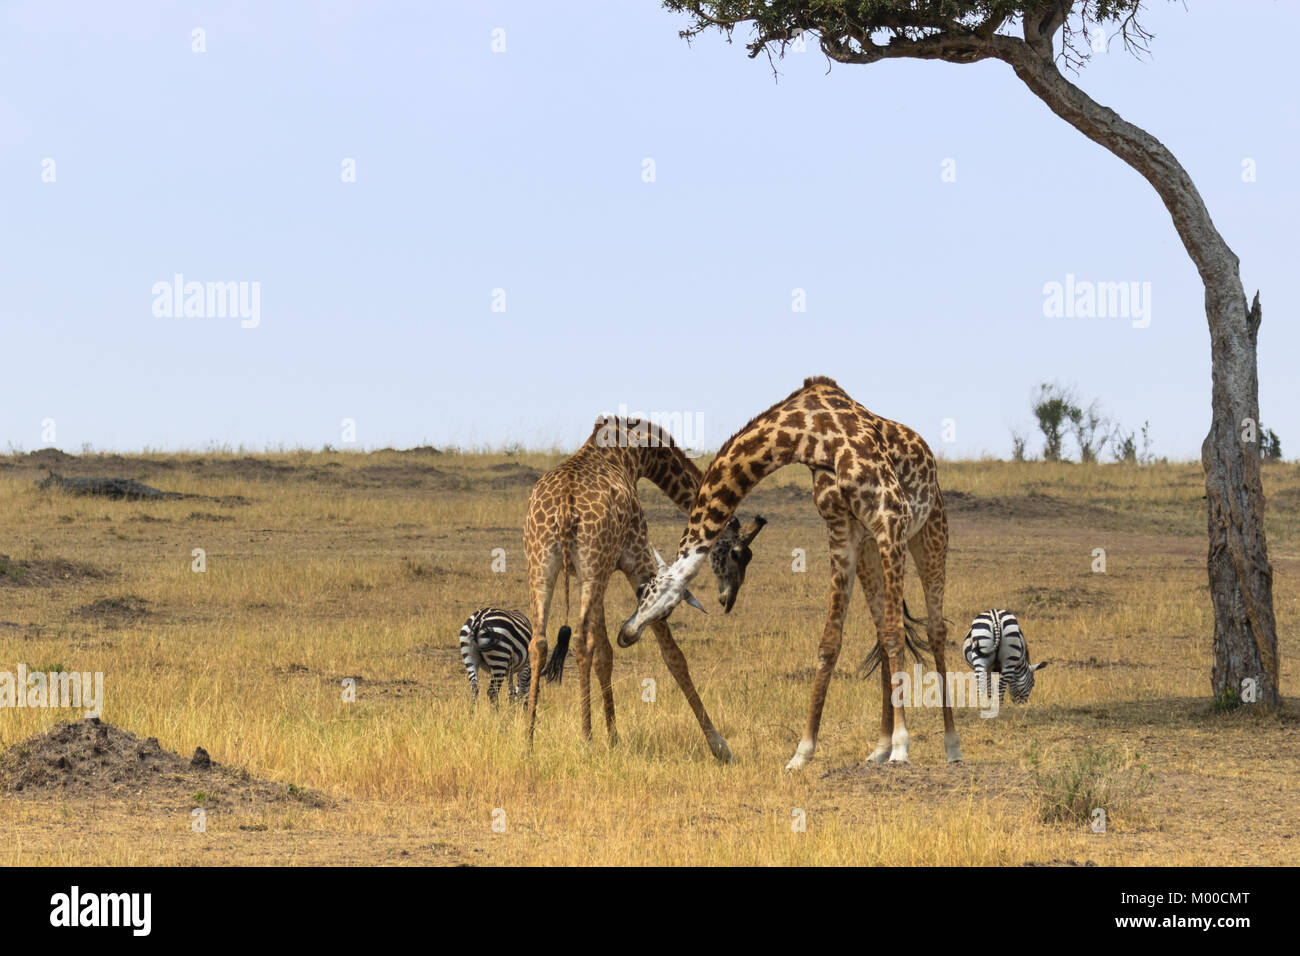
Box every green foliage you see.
[1025,740,1153,826]
[1010,430,1028,462]
[663,0,1149,64]
[1070,399,1110,463]
[1213,686,1243,713]
[1032,382,1079,462]
[1112,419,1155,465]
[1260,426,1282,461]
[0,557,25,582]
[1113,429,1137,464]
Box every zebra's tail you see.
[542,626,571,683]
[859,600,934,677]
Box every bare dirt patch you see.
[72,595,151,626]
[0,718,328,812]
[375,445,442,456]
[34,470,250,507]
[1014,584,1110,613]
[351,464,457,489]
[12,449,78,468]
[945,489,1114,523]
[0,554,109,588]
[485,463,542,490]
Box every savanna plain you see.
[0,447,1296,866]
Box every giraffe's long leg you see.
[836,457,912,764]
[589,590,619,745]
[910,503,962,762]
[526,549,560,749]
[649,619,731,762]
[856,541,896,765]
[620,559,731,763]
[875,527,911,763]
[785,513,861,772]
[575,576,605,743]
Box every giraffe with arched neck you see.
[618,377,961,769]
[523,415,767,761]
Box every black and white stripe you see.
[962,609,1047,704]
[459,608,533,705]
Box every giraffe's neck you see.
[637,445,703,515]
[680,403,839,557]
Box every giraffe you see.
[523,415,767,762]
[618,377,962,769]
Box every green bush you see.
[1025,741,1153,826]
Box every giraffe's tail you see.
[858,601,933,676]
[541,626,571,683]
[541,490,577,684]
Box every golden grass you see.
[0,451,1296,865]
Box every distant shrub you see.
[1032,383,1078,462]
[1260,426,1282,461]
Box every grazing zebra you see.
[962,609,1048,705]
[458,608,570,705]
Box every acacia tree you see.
[665,0,1279,708]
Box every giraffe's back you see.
[525,447,640,578]
[802,381,943,537]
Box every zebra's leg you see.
[468,667,479,702]
[487,665,505,706]
[909,506,962,763]
[786,514,861,772]
[512,659,531,708]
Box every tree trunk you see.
[1203,292,1278,707]
[994,42,1280,708]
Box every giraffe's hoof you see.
[708,736,733,763]
[887,755,911,765]
[785,740,815,772]
[866,744,891,765]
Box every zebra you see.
[962,609,1048,705]
[458,607,569,705]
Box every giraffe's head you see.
[709,515,767,613]
[617,550,708,647]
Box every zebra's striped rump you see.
[961,608,1047,704]
[458,607,570,705]
[458,608,533,706]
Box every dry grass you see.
[0,449,1296,865]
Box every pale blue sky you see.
[2,0,1295,459]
